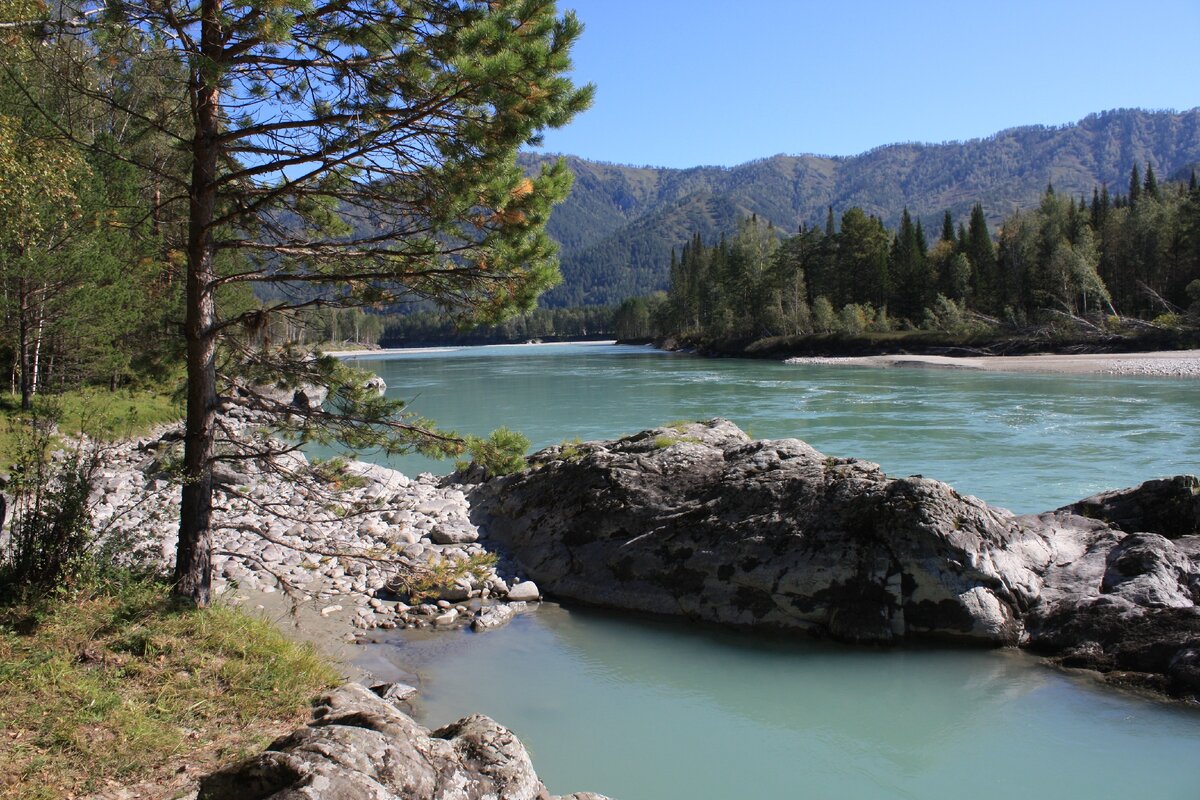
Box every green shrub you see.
[0,404,98,600]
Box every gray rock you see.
[429,522,478,545]
[364,374,387,396]
[198,684,609,800]
[468,419,1200,700]
[1101,533,1198,607]
[473,604,516,632]
[437,582,473,603]
[506,581,541,602]
[1059,475,1200,539]
[370,681,418,703]
[470,420,1039,645]
[260,543,285,563]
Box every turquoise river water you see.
[343,342,1200,799]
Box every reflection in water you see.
[364,605,1200,800]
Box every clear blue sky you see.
[532,0,1200,168]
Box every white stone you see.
[507,581,541,602]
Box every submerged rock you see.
[469,419,1200,699]
[198,684,609,800]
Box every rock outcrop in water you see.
[198,684,608,800]
[467,420,1200,699]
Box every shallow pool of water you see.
[364,606,1200,799]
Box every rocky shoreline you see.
[92,412,1200,701]
[91,416,542,643]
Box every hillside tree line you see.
[653,167,1200,340]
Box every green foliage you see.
[652,433,701,449]
[812,296,836,333]
[656,164,1200,343]
[0,403,97,600]
[308,456,368,490]
[460,427,531,476]
[381,304,618,346]
[613,294,664,339]
[0,387,180,471]
[557,437,586,462]
[397,553,498,603]
[1187,280,1200,318]
[922,295,985,336]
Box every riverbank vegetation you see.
[265,168,1200,352]
[0,578,338,800]
[633,169,1200,349]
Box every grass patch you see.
[652,434,701,449]
[0,578,339,799]
[0,388,182,469]
[557,437,586,462]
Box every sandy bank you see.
[785,349,1200,377]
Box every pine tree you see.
[941,211,955,244]
[1130,164,1142,205]
[10,0,592,605]
[1144,162,1160,201]
[836,207,889,310]
[888,208,933,319]
[966,203,998,311]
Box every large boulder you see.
[198,683,609,800]
[467,420,1200,697]
[471,420,1064,645]
[1058,475,1200,539]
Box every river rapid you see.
[344,342,1200,800]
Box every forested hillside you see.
[529,109,1200,306]
[633,170,1200,345]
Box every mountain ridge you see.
[521,108,1200,307]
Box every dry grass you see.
[0,579,339,800]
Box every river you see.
[344,342,1200,799]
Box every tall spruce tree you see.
[9,0,592,605]
[1144,162,1160,201]
[966,203,997,311]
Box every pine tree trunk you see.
[174,4,222,607]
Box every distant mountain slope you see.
[522,108,1200,306]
